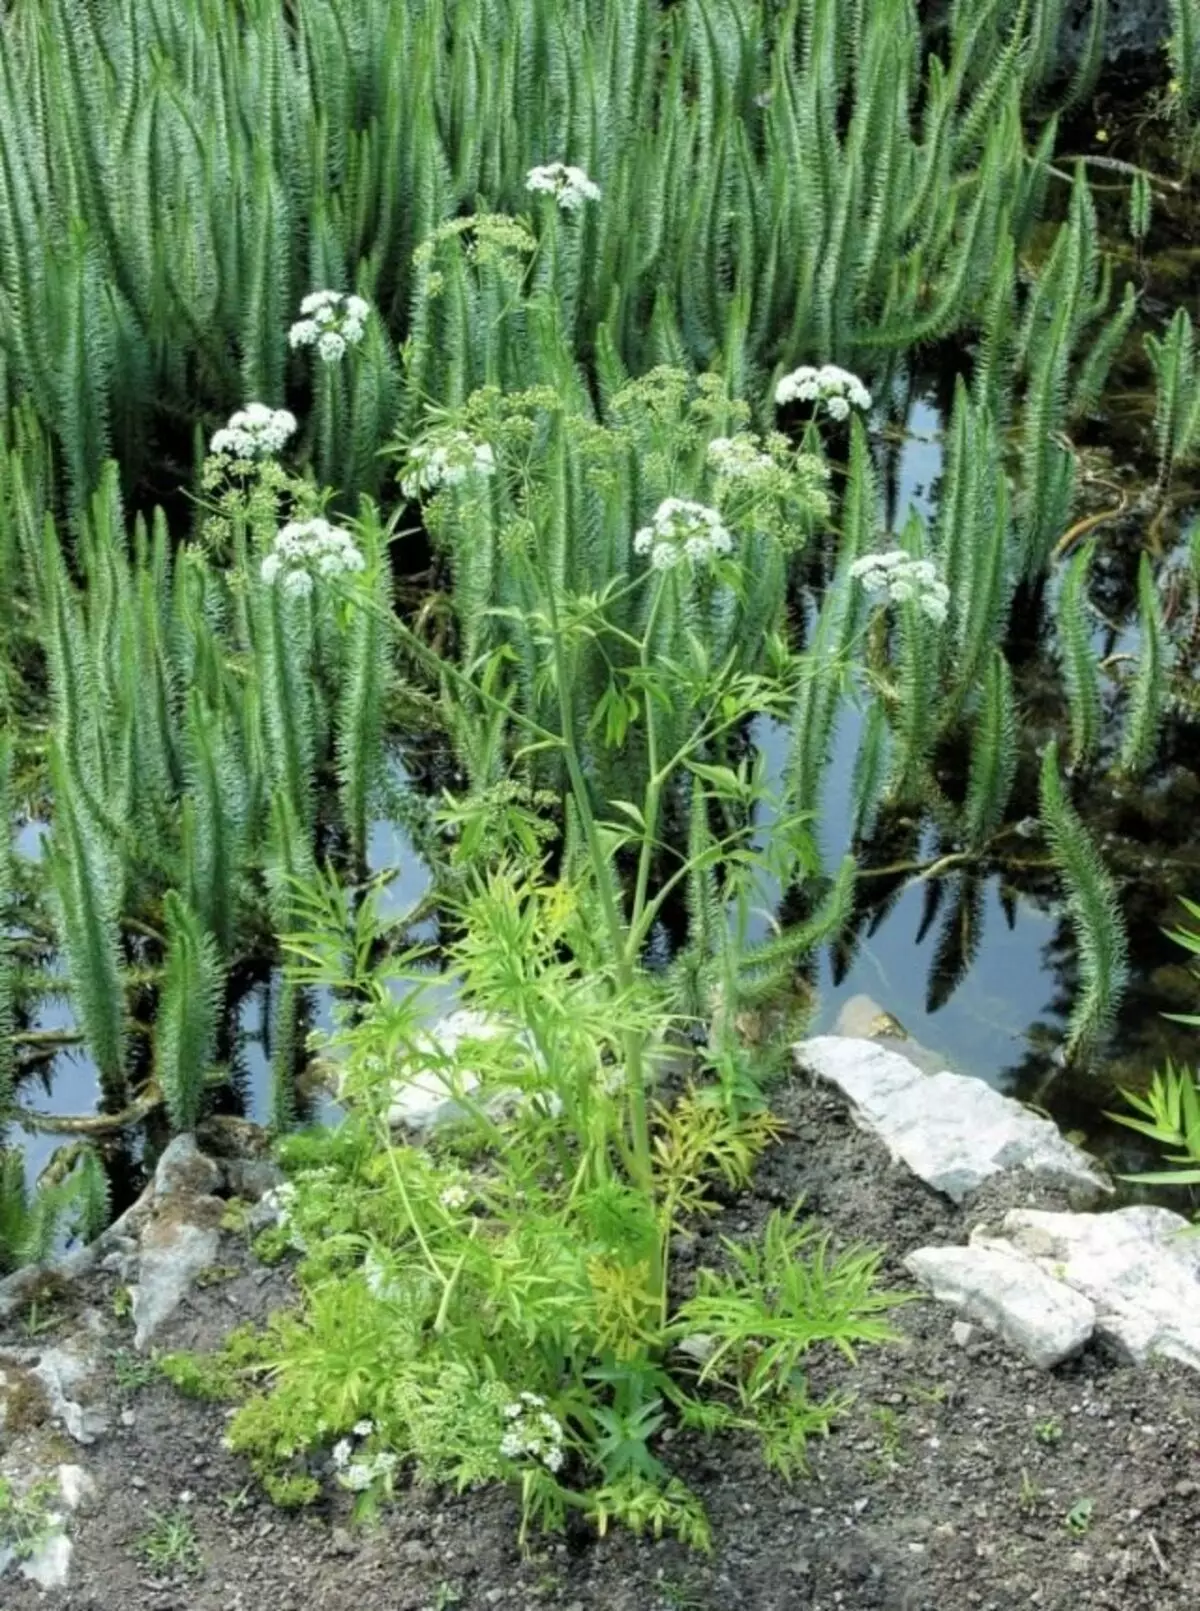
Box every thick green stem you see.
[629,581,665,944]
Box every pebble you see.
[132,1475,147,1490]
[329,1527,357,1557]
[952,1320,975,1347]
[121,1408,136,1427]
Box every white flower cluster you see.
[525,162,601,211]
[260,518,366,597]
[849,550,950,625]
[210,402,297,461]
[400,433,496,498]
[288,290,370,362]
[775,364,872,421]
[499,1392,565,1474]
[332,1421,398,1492]
[707,434,775,479]
[440,1184,470,1210]
[633,498,734,571]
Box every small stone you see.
[19,1530,73,1590]
[951,1320,975,1348]
[796,1037,1109,1204]
[1001,1205,1200,1372]
[121,1408,136,1427]
[906,1244,1095,1369]
[58,1465,96,1512]
[132,1214,222,1349]
[132,1475,147,1490]
[329,1527,357,1556]
[153,1135,222,1200]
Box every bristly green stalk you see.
[47,746,127,1102]
[1146,307,1200,492]
[962,650,1016,848]
[1056,539,1103,771]
[1118,552,1167,777]
[1039,740,1129,1060]
[0,733,15,1113]
[269,979,301,1135]
[157,889,226,1132]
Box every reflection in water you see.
[752,383,1199,1164]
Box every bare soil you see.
[4,1072,1200,1611]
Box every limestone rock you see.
[795,1036,1109,1205]
[153,1133,223,1200]
[15,1529,72,1590]
[30,1346,110,1444]
[906,1244,1095,1369]
[0,1463,98,1590]
[223,1156,285,1202]
[131,1213,222,1350]
[998,1205,1200,1371]
[380,1009,559,1132]
[382,1009,502,1131]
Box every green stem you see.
[630,580,666,944]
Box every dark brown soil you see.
[4,1073,1200,1611]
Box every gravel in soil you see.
[3,1073,1199,1611]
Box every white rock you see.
[132,1218,221,1350]
[18,1528,72,1590]
[31,1347,110,1444]
[380,1010,559,1132]
[153,1134,223,1200]
[951,1320,975,1348]
[906,1244,1095,1369]
[998,1205,1200,1370]
[57,1464,96,1512]
[796,1037,1109,1204]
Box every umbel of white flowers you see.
[210,402,297,461]
[260,518,366,597]
[288,290,370,362]
[400,432,496,498]
[634,497,734,571]
[849,550,950,625]
[499,1392,566,1474]
[707,434,775,479]
[525,161,602,211]
[776,364,872,421]
[331,1420,399,1492]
